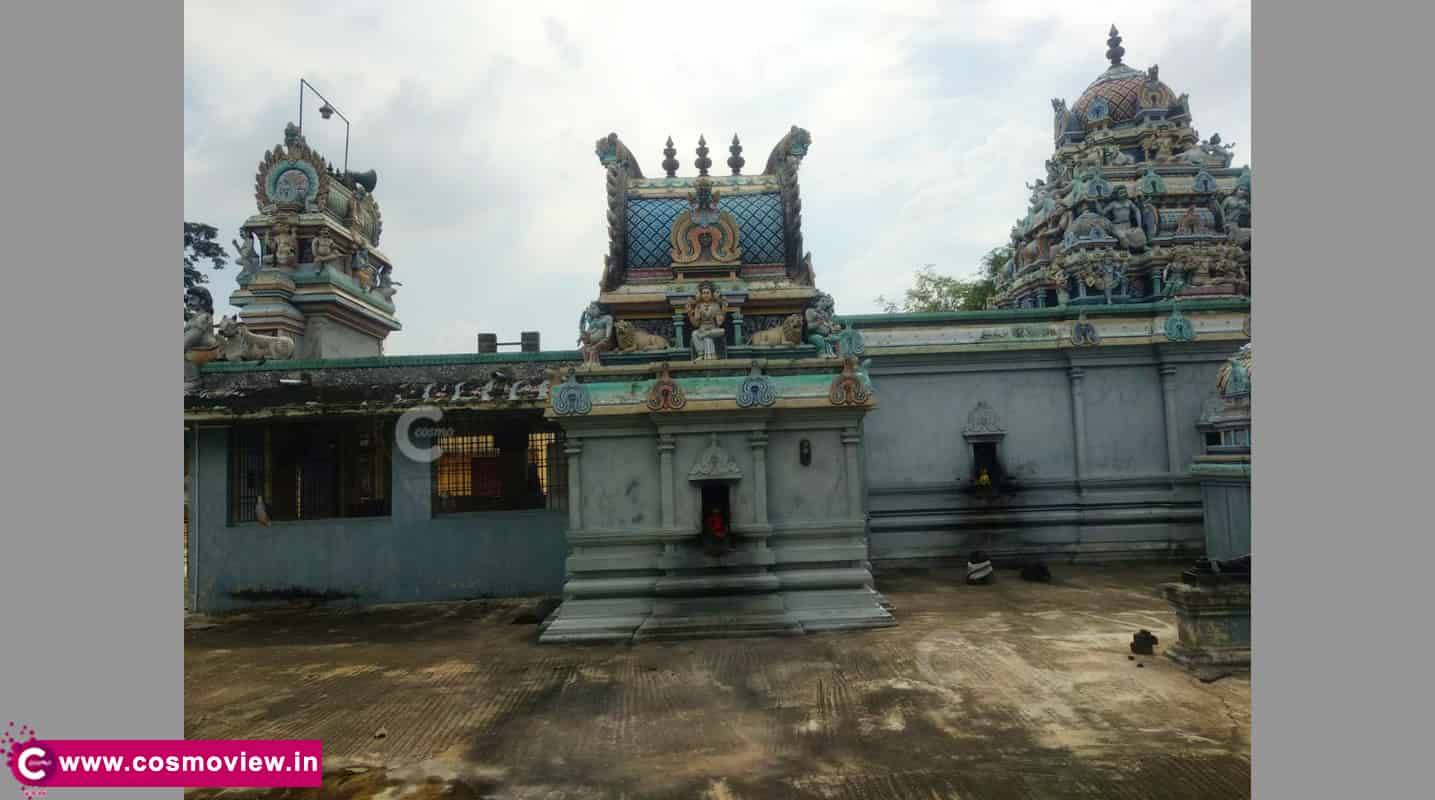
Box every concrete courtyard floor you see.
[184,564,1250,799]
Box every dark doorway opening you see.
[700,483,734,553]
[973,442,999,479]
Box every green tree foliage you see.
[184,221,228,290]
[877,245,1013,313]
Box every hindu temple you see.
[183,27,1252,643]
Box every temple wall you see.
[857,327,1244,565]
[187,426,567,613]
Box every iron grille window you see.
[226,418,391,524]
[431,416,566,514]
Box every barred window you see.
[227,418,392,524]
[431,416,566,514]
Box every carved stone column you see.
[1068,367,1088,486]
[565,438,583,531]
[658,433,676,529]
[1159,364,1182,476]
[841,427,864,519]
[671,311,686,351]
[748,430,769,526]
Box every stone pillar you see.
[841,427,864,519]
[1159,364,1182,475]
[658,433,676,529]
[748,430,769,526]
[1068,367,1088,485]
[732,309,745,345]
[565,438,583,531]
[671,311,686,350]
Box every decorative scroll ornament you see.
[254,123,330,213]
[828,356,871,406]
[765,125,812,284]
[1163,305,1197,342]
[1192,170,1218,193]
[688,433,743,483]
[645,362,688,411]
[670,177,742,265]
[595,132,642,292]
[736,360,777,408]
[551,368,592,415]
[1070,311,1101,347]
[963,401,1007,438]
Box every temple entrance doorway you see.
[700,483,734,554]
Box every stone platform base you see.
[1162,580,1250,670]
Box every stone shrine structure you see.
[227,123,401,359]
[996,27,1251,310]
[1163,339,1252,670]
[539,130,893,641]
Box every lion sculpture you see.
[750,313,803,347]
[615,320,669,352]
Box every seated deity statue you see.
[804,292,845,358]
[1102,187,1148,251]
[311,230,345,274]
[684,282,729,361]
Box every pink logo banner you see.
[6,739,323,790]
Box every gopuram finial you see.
[662,136,679,178]
[728,134,745,175]
[695,134,712,177]
[1106,25,1125,66]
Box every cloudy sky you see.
[184,0,1250,356]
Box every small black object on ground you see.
[1020,562,1052,582]
[1131,629,1158,655]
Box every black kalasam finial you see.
[695,134,712,177]
[728,134,745,175]
[662,136,679,178]
[1106,25,1125,66]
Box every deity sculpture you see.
[1221,185,1251,230]
[805,292,845,358]
[277,224,299,268]
[577,301,614,366]
[1200,133,1236,168]
[1066,198,1116,242]
[232,233,260,278]
[1102,187,1148,252]
[351,244,375,290]
[684,281,730,361]
[374,269,400,303]
[311,229,344,274]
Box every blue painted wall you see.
[860,342,1237,564]
[188,426,567,612]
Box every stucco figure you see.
[805,292,844,358]
[684,282,729,361]
[578,302,614,365]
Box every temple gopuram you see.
[183,27,1251,637]
[995,26,1250,309]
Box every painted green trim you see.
[1190,462,1252,479]
[841,298,1250,328]
[200,349,583,373]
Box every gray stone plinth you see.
[1161,580,1250,670]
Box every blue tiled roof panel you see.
[625,192,786,268]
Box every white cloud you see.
[184,0,1249,354]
